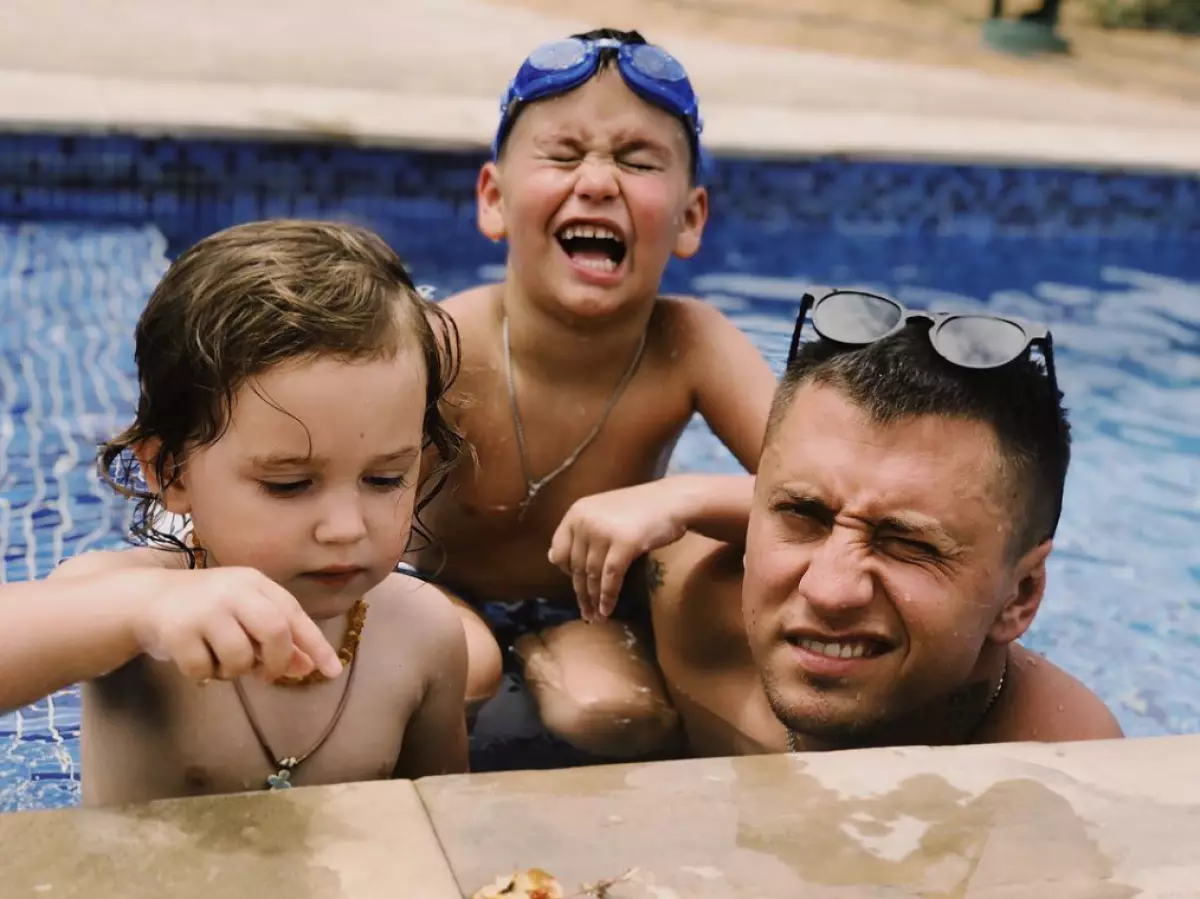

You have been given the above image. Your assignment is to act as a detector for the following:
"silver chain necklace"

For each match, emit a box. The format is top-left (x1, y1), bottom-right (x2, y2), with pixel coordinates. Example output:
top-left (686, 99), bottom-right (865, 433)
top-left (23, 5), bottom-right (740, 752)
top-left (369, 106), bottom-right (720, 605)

top-left (502, 313), bottom-right (647, 521)
top-left (785, 657), bottom-right (1008, 753)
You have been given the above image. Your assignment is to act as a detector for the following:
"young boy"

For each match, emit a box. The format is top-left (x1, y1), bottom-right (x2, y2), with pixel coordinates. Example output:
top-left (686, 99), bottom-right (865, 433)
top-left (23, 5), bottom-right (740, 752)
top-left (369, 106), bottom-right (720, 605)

top-left (0, 220), bottom-right (470, 805)
top-left (406, 29), bottom-right (776, 761)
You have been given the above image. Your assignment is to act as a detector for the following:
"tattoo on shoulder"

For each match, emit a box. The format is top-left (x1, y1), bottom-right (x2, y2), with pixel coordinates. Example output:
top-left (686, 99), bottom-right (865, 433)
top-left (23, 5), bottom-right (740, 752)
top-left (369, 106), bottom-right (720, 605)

top-left (646, 557), bottom-right (665, 596)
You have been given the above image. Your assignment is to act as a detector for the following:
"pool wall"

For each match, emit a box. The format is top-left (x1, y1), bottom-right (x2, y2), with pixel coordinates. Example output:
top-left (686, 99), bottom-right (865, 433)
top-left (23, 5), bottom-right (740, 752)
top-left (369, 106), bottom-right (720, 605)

top-left (1, 130), bottom-right (1199, 814)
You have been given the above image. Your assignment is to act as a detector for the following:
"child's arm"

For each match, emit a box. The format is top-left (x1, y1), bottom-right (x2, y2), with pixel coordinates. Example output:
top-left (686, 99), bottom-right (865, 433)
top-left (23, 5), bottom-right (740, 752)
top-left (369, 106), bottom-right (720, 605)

top-left (550, 299), bottom-right (776, 618)
top-left (0, 553), bottom-right (340, 714)
top-left (393, 584), bottom-right (470, 779)
top-left (0, 561), bottom-right (148, 713)
top-left (684, 297), bottom-right (778, 474)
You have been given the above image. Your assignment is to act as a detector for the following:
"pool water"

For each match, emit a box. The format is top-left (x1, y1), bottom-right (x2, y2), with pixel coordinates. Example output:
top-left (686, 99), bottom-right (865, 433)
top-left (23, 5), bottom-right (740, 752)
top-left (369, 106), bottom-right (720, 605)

top-left (1, 136), bottom-right (1198, 812)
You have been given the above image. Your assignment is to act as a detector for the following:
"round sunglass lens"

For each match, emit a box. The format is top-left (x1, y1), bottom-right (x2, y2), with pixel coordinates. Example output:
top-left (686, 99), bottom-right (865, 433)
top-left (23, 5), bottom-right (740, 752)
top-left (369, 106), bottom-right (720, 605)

top-left (812, 292), bottom-right (903, 344)
top-left (935, 316), bottom-right (1028, 368)
top-left (528, 39), bottom-right (589, 72)
top-left (629, 45), bottom-right (687, 81)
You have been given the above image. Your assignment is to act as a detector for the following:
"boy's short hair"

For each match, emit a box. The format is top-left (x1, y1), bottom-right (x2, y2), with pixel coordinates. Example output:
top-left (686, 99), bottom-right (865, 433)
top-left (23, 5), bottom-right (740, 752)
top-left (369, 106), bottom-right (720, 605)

top-left (495, 27), bottom-right (700, 181)
top-left (101, 219), bottom-right (464, 555)
top-left (767, 321), bottom-right (1071, 558)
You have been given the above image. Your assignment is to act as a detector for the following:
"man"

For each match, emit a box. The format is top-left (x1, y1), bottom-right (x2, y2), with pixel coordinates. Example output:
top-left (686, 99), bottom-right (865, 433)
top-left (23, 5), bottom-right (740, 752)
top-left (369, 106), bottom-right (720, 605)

top-left (649, 289), bottom-right (1124, 756)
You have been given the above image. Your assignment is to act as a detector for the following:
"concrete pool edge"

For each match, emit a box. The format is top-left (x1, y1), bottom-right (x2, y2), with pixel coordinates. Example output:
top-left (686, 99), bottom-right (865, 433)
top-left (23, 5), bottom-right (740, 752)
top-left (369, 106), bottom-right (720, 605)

top-left (2, 67), bottom-right (1199, 175)
top-left (4, 734), bottom-right (1198, 897)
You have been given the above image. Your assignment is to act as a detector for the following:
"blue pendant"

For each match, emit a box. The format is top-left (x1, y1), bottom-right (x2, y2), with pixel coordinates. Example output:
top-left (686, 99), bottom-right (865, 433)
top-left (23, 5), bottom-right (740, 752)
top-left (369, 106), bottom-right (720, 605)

top-left (267, 759), bottom-right (298, 790)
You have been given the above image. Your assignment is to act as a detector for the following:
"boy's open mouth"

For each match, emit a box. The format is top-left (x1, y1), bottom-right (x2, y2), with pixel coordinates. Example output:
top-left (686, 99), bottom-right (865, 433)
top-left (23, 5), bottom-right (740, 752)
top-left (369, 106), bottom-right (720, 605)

top-left (556, 223), bottom-right (627, 274)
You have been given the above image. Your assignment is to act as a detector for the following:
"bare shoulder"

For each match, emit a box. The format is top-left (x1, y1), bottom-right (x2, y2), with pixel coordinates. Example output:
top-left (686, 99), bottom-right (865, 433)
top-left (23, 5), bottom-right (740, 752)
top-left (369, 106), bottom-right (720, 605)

top-left (652, 294), bottom-right (740, 348)
top-left (994, 645), bottom-right (1124, 743)
top-left (52, 546), bottom-right (178, 580)
top-left (365, 573), bottom-right (465, 650)
top-left (438, 284), bottom-right (497, 324)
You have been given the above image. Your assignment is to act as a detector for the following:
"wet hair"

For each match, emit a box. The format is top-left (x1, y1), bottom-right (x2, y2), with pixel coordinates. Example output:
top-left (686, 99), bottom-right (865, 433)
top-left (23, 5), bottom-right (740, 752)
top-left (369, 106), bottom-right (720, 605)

top-left (766, 320), bottom-right (1071, 558)
top-left (496, 27), bottom-right (700, 181)
top-left (100, 219), bottom-right (465, 561)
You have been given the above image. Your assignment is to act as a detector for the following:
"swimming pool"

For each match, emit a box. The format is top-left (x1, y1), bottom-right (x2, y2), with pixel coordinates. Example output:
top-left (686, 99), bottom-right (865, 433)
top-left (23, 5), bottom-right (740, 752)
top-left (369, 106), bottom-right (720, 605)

top-left (1, 134), bottom-right (1197, 811)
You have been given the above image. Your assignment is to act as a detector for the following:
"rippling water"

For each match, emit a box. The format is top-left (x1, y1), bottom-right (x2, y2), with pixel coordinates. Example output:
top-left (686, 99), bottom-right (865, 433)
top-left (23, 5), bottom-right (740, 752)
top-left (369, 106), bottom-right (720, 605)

top-left (2, 212), bottom-right (1198, 810)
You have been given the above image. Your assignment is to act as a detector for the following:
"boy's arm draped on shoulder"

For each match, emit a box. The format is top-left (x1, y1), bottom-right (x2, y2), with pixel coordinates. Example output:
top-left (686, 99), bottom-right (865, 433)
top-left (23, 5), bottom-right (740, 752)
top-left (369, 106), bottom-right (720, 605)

top-left (0, 552), bottom-right (154, 713)
top-left (393, 583), bottom-right (470, 779)
top-left (675, 296), bottom-right (777, 472)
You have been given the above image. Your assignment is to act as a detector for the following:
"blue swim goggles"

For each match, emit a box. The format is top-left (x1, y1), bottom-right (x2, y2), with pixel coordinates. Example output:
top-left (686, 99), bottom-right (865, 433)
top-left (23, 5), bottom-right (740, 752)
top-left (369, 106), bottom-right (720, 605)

top-left (492, 37), bottom-right (704, 166)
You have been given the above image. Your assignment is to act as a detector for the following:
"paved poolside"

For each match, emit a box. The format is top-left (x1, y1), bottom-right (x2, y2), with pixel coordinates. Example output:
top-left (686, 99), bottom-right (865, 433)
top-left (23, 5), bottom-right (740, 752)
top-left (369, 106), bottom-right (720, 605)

top-left (1, 0), bottom-right (1199, 170)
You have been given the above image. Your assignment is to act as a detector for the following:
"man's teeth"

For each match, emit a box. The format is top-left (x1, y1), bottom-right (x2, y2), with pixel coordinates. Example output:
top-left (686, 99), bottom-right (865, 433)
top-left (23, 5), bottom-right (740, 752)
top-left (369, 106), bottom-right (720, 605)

top-left (798, 638), bottom-right (872, 659)
top-left (575, 257), bottom-right (618, 273)
top-left (560, 224), bottom-right (622, 242)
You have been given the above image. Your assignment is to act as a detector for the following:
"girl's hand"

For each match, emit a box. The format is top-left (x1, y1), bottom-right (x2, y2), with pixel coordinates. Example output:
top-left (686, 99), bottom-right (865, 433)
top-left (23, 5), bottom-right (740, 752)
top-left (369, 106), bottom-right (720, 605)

top-left (131, 567), bottom-right (344, 683)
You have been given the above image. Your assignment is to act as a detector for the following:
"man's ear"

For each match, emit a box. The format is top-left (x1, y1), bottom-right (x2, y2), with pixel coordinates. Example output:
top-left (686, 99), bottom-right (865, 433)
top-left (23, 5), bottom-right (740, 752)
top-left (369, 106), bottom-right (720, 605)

top-left (672, 185), bottom-right (708, 260)
top-left (988, 539), bottom-right (1053, 645)
top-left (476, 161), bottom-right (507, 243)
top-left (134, 439), bottom-right (193, 516)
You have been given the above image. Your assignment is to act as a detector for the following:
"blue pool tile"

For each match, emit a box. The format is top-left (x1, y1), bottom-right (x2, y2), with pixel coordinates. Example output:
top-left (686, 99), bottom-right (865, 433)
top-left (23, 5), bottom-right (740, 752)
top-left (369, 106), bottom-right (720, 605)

top-left (0, 136), bottom-right (1197, 811)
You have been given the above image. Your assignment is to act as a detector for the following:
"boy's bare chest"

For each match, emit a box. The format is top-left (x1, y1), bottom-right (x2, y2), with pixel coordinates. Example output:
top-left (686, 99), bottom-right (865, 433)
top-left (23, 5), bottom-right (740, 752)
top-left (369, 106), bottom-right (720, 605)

top-left (448, 361), bottom-right (694, 512)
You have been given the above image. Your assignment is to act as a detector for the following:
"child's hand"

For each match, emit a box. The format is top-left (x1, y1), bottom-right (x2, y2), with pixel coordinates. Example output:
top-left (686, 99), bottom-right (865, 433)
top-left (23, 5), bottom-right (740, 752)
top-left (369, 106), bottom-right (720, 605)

top-left (132, 567), bottom-right (344, 683)
top-left (548, 484), bottom-right (687, 622)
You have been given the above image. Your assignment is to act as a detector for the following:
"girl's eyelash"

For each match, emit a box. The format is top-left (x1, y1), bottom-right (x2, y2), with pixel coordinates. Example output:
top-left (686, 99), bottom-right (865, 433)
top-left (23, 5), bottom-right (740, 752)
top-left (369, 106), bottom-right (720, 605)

top-left (259, 480), bottom-right (309, 497)
top-left (257, 476), bottom-right (408, 497)
top-left (367, 476), bottom-right (407, 489)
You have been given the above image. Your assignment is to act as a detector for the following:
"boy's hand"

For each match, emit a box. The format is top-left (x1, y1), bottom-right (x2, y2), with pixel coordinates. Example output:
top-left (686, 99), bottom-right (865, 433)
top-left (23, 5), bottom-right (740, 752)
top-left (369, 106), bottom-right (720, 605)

top-left (131, 567), bottom-right (344, 683)
top-left (549, 483), bottom-right (688, 622)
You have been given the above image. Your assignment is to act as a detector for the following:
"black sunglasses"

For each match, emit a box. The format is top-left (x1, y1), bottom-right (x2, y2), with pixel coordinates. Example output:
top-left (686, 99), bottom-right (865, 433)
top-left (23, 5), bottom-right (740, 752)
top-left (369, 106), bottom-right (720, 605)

top-left (787, 289), bottom-right (1058, 393)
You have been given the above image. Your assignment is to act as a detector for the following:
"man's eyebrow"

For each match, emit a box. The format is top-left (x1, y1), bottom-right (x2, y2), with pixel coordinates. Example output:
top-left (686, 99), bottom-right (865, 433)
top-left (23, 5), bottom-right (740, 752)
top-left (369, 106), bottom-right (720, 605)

top-left (774, 486), bottom-right (958, 545)
top-left (771, 488), bottom-right (834, 519)
top-left (874, 513), bottom-right (957, 547)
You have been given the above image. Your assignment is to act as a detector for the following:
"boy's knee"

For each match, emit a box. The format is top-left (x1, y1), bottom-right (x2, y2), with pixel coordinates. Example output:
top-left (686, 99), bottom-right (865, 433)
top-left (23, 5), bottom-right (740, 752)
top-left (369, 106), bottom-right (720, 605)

top-left (534, 670), bottom-right (681, 759)
top-left (455, 610), bottom-right (503, 714)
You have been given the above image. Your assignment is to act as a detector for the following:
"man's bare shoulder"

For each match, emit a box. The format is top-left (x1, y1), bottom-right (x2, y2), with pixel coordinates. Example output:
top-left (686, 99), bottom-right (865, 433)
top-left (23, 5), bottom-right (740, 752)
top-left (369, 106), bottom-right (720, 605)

top-left (52, 546), bottom-right (181, 579)
top-left (993, 645), bottom-right (1124, 744)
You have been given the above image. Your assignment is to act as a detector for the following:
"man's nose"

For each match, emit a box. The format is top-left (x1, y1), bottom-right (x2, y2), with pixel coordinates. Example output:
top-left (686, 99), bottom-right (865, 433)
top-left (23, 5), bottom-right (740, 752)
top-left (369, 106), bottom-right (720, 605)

top-left (796, 530), bottom-right (875, 617)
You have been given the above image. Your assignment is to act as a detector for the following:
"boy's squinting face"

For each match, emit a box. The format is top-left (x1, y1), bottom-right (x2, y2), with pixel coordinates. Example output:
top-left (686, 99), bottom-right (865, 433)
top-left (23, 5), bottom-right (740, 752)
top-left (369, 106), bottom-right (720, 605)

top-left (161, 351), bottom-right (427, 620)
top-left (479, 68), bottom-right (708, 321)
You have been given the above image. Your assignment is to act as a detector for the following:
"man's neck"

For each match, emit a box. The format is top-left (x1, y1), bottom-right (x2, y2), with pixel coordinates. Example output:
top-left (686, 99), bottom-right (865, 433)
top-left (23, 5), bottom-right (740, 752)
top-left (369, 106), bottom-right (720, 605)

top-left (788, 650), bottom-right (1009, 753)
top-left (497, 282), bottom-right (653, 387)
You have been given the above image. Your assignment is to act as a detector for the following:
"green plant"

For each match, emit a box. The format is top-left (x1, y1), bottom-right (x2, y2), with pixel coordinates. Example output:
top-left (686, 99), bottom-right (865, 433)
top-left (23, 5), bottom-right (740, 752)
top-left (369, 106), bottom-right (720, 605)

top-left (1086, 0), bottom-right (1200, 34)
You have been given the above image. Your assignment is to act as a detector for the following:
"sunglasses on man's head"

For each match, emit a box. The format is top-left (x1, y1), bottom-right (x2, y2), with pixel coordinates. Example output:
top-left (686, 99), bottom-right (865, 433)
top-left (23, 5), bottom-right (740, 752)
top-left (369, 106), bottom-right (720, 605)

top-left (787, 289), bottom-right (1058, 393)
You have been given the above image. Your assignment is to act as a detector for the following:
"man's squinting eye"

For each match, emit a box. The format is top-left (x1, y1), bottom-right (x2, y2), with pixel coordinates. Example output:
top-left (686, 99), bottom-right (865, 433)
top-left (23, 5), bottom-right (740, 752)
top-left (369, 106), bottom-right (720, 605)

top-left (880, 535), bottom-right (940, 558)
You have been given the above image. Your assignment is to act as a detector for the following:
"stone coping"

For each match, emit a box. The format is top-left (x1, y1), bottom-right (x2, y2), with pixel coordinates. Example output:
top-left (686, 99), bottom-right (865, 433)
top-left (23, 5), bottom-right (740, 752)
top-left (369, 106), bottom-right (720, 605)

top-left (5, 735), bottom-right (1199, 898)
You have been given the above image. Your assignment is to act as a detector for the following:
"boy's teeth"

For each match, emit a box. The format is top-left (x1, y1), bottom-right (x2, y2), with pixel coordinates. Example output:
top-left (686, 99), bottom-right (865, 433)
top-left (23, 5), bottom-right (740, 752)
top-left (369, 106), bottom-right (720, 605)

top-left (798, 638), bottom-right (871, 659)
top-left (561, 224), bottom-right (621, 242)
top-left (575, 256), bottom-right (617, 273)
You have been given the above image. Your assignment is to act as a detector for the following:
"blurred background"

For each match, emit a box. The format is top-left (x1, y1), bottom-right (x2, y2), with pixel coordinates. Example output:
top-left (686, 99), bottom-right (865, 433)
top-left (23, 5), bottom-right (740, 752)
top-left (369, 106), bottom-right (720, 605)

top-left (0, 0), bottom-right (1197, 811)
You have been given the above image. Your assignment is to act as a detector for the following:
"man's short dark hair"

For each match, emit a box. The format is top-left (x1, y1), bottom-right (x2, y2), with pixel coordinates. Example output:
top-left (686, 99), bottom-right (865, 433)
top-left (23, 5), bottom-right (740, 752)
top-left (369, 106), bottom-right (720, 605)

top-left (766, 320), bottom-right (1071, 557)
